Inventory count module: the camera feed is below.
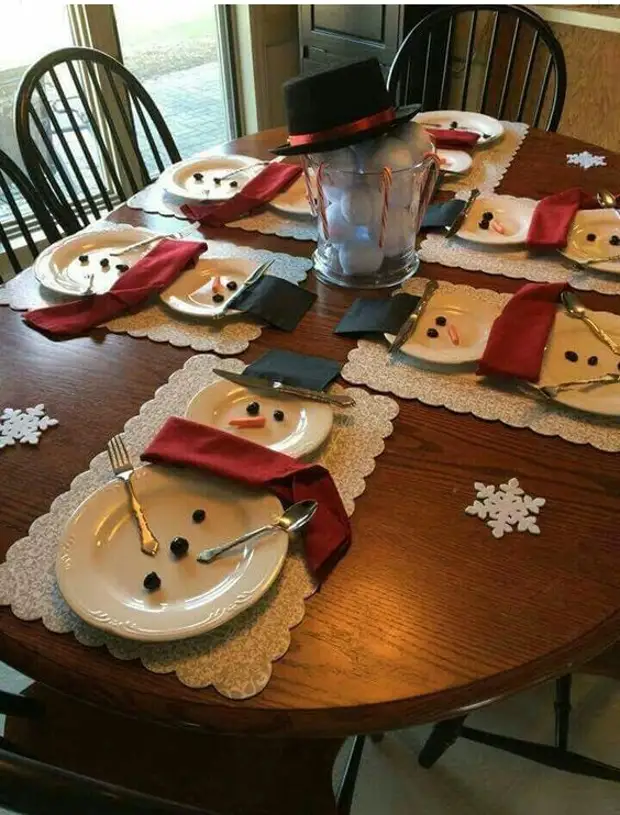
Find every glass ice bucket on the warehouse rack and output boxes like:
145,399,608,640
306,154,439,289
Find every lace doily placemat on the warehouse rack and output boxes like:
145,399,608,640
341,277,620,453
0,353,399,698
419,195,620,296
126,182,318,242
441,122,529,193
0,225,312,356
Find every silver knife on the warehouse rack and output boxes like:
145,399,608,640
211,259,273,318
388,279,439,354
445,188,480,238
213,369,355,407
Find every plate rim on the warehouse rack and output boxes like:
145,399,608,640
185,378,334,458
33,225,160,297
383,294,499,364
456,194,536,246
159,256,256,318
414,109,505,146
160,153,260,202
56,464,288,642
559,209,620,274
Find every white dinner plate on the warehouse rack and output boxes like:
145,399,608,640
539,309,620,416
456,194,537,246
57,465,288,642
414,110,505,146
436,149,473,175
559,210,620,274
384,289,500,365
160,257,257,319
186,379,333,458
270,171,314,218
33,226,159,297
160,154,263,202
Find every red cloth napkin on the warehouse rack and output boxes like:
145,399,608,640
477,282,568,382
425,128,480,150
527,188,598,250
181,162,302,227
141,417,351,580
25,238,206,337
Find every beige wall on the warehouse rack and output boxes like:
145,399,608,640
233,5,299,134
532,5,620,150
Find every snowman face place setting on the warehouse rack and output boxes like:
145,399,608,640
386,286,500,367
454,194,537,246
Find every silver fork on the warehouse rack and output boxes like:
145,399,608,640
106,434,158,556
109,222,199,257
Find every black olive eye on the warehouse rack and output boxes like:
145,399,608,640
565,350,578,362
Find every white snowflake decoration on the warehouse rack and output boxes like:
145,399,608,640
566,151,607,170
0,404,59,449
465,478,545,539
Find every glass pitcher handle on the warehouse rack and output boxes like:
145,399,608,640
415,154,441,233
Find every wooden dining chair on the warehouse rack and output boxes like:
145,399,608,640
387,5,567,131
0,148,62,278
14,46,181,234
416,643,620,783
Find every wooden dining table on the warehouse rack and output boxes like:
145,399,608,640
1,126,620,814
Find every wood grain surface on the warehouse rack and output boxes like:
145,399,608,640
1,126,620,741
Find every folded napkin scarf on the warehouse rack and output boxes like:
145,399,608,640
527,188,600,250
181,162,302,227
141,417,351,580
477,282,569,382
425,128,480,150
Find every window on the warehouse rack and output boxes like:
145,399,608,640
114,1,232,169
0,3,73,222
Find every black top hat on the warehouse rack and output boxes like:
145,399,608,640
271,58,420,157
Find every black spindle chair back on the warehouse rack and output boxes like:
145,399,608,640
14,46,181,234
388,5,567,131
0,148,61,278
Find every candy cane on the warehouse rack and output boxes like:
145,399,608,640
316,161,329,239
300,156,317,216
378,166,393,249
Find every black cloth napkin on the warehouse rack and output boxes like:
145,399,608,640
244,349,342,391
421,199,466,230
334,293,420,337
234,276,316,331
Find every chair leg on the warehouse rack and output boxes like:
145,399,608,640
554,674,573,751
461,724,620,783
336,735,365,815
418,716,467,768
0,689,43,719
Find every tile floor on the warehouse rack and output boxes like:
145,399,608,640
1,661,619,813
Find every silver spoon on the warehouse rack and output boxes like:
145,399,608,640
197,499,318,564
596,189,618,210
561,291,620,354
